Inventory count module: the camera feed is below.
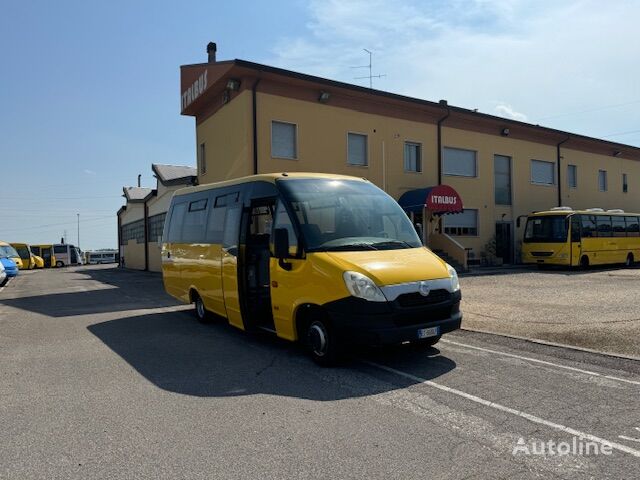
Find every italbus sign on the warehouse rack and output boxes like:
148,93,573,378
425,185,463,213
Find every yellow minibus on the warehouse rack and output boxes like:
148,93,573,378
1,241,24,269
31,245,56,268
521,208,640,267
10,243,36,269
162,173,462,364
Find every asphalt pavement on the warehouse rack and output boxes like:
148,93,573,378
1,265,639,479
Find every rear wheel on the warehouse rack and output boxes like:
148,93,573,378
625,253,634,267
194,294,213,324
56,261,64,268
306,318,342,366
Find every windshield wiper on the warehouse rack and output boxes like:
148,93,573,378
312,243,378,252
371,240,415,249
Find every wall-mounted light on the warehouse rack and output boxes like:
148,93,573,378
318,91,331,103
613,150,622,157
501,128,510,136
226,78,241,91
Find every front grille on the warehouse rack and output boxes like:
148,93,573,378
394,306,453,327
396,289,451,308
531,251,553,257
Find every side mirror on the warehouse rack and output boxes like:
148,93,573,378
274,228,292,270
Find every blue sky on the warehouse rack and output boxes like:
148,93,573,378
2,0,639,249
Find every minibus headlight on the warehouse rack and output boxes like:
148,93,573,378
343,271,387,302
447,263,460,292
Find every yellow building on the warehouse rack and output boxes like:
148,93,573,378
118,164,196,271
179,43,640,268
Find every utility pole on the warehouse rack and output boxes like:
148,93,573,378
77,213,80,249
352,49,386,89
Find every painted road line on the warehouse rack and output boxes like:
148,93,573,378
364,360,640,458
441,338,640,386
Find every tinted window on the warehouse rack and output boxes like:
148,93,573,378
570,215,581,242
189,199,207,212
524,216,568,242
581,215,597,237
625,216,640,237
272,200,298,256
612,216,627,237
182,198,208,243
596,216,612,237
166,202,187,243
222,206,242,251
206,196,227,244
54,245,67,254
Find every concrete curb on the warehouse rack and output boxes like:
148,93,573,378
461,327,640,362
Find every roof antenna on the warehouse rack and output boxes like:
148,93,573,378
351,49,386,89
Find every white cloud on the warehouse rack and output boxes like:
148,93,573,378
83,169,96,175
494,103,528,122
267,0,640,145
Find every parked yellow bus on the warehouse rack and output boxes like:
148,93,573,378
10,243,37,269
521,208,640,267
162,173,462,364
31,245,56,268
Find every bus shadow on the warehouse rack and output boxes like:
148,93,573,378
530,264,640,276
87,310,457,400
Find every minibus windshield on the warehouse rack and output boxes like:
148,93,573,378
278,179,422,252
524,215,568,243
0,245,20,258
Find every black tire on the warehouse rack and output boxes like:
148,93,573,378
56,261,64,268
625,253,634,267
194,294,213,324
306,318,342,366
412,335,442,349
580,255,589,269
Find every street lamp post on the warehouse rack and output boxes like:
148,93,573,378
77,213,80,249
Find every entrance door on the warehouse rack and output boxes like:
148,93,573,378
221,202,243,329
570,215,582,266
495,222,513,264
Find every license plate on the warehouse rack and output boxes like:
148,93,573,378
417,326,440,339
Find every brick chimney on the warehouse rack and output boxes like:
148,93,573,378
207,42,217,63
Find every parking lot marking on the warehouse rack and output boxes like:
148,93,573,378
441,339,640,386
364,360,640,458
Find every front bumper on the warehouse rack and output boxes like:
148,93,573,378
324,290,462,346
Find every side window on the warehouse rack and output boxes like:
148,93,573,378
206,195,227,244
167,202,187,242
581,215,597,238
596,216,612,237
54,245,67,254
625,216,639,237
182,198,208,243
272,201,298,256
612,217,627,237
222,206,242,252
250,205,274,236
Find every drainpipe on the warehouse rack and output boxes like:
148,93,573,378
143,199,149,271
556,135,570,207
252,79,261,175
437,101,450,186
117,209,123,268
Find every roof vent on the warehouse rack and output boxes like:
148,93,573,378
606,209,625,213
585,208,604,212
550,206,573,211
439,99,448,106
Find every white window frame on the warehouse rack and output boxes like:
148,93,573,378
567,164,577,189
403,141,422,173
346,131,369,167
530,159,556,186
270,120,298,160
443,208,479,237
442,147,478,178
598,169,608,192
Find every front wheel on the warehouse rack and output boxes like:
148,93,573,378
306,319,342,366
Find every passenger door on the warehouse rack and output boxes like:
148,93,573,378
162,202,187,300
570,215,582,266
221,198,243,329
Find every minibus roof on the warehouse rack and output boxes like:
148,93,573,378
173,172,369,197
530,210,639,216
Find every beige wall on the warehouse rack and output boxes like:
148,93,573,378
196,90,253,184
147,241,162,272
122,240,145,270
196,90,640,262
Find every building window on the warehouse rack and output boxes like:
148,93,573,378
347,132,368,166
622,173,628,193
404,142,422,172
598,170,608,192
443,147,477,177
147,213,166,243
271,121,297,159
121,219,145,245
530,159,555,185
567,164,577,188
443,209,478,236
494,155,511,205
198,143,206,175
